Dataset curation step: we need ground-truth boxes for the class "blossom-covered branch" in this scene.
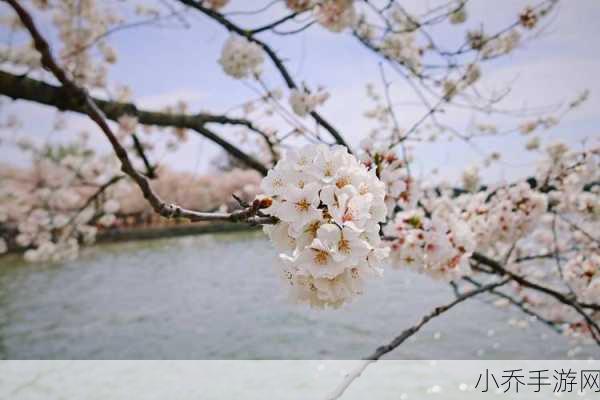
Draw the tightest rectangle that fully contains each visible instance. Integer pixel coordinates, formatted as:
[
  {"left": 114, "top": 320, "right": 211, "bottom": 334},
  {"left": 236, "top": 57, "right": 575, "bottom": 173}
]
[
  {"left": 1, "top": 0, "right": 273, "bottom": 228},
  {"left": 471, "top": 251, "right": 600, "bottom": 344},
  {"left": 176, "top": 0, "right": 353, "bottom": 151}
]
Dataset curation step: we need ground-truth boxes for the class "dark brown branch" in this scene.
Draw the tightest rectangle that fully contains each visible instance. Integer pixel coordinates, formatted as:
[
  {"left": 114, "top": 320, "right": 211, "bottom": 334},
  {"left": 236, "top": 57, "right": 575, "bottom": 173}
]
[
  {"left": 131, "top": 134, "right": 157, "bottom": 178},
  {"left": 77, "top": 176, "right": 124, "bottom": 216},
  {"left": 471, "top": 251, "right": 600, "bottom": 344},
  {"left": 366, "top": 278, "right": 510, "bottom": 360},
  {"left": 176, "top": 0, "right": 352, "bottom": 151},
  {"left": 0, "top": 70, "right": 269, "bottom": 175},
  {"left": 249, "top": 11, "right": 300, "bottom": 34},
  {"left": 463, "top": 276, "right": 563, "bottom": 334}
]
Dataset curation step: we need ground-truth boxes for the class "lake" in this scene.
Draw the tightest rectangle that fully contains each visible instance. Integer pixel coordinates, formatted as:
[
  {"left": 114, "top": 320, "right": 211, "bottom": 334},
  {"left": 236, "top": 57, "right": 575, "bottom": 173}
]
[{"left": 0, "top": 232, "right": 597, "bottom": 359}]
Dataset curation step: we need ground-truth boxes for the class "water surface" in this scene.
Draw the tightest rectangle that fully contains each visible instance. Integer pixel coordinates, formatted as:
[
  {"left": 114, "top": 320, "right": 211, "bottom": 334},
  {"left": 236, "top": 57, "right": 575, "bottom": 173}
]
[{"left": 0, "top": 233, "right": 596, "bottom": 359}]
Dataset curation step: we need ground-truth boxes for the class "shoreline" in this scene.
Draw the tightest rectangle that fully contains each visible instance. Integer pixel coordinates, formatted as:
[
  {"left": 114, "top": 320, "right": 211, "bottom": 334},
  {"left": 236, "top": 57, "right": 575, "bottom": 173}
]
[
  {"left": 96, "top": 223, "right": 261, "bottom": 243},
  {"left": 1, "top": 223, "right": 262, "bottom": 256}
]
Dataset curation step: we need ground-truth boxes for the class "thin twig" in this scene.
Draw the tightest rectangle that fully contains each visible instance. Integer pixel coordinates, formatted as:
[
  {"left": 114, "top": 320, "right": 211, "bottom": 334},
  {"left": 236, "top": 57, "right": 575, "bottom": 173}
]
[
  {"left": 131, "top": 133, "right": 157, "bottom": 178},
  {"left": 471, "top": 251, "right": 600, "bottom": 345},
  {"left": 324, "top": 278, "right": 510, "bottom": 400},
  {"left": 463, "top": 276, "right": 563, "bottom": 334}
]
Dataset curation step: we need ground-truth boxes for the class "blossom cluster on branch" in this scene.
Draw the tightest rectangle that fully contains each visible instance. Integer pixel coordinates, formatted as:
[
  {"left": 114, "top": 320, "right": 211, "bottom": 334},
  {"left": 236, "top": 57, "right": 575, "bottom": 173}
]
[
  {"left": 261, "top": 144, "right": 389, "bottom": 307},
  {"left": 218, "top": 35, "right": 265, "bottom": 79},
  {"left": 288, "top": 88, "right": 330, "bottom": 117},
  {"left": 384, "top": 209, "right": 475, "bottom": 280}
]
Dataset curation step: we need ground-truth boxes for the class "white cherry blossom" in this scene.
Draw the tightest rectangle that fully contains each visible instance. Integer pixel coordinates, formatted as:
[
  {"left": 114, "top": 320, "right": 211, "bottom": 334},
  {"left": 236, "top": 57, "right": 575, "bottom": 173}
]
[
  {"left": 218, "top": 35, "right": 265, "bottom": 79},
  {"left": 276, "top": 182, "right": 322, "bottom": 229},
  {"left": 289, "top": 89, "right": 329, "bottom": 117},
  {"left": 315, "top": 0, "right": 356, "bottom": 33},
  {"left": 261, "top": 144, "right": 389, "bottom": 307}
]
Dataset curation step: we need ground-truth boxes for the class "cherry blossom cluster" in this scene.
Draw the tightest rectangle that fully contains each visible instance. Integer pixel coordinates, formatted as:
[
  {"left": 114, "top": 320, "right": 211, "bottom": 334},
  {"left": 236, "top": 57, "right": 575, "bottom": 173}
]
[
  {"left": 260, "top": 144, "right": 389, "bottom": 308},
  {"left": 314, "top": 0, "right": 356, "bottom": 32},
  {"left": 0, "top": 135, "right": 120, "bottom": 262},
  {"left": 449, "top": 2, "right": 468, "bottom": 25},
  {"left": 6, "top": 0, "right": 123, "bottom": 88},
  {"left": 536, "top": 143, "right": 599, "bottom": 210},
  {"left": 519, "top": 116, "right": 558, "bottom": 135},
  {"left": 380, "top": 33, "right": 422, "bottom": 73},
  {"left": 285, "top": 0, "right": 313, "bottom": 12},
  {"left": 461, "top": 166, "right": 480, "bottom": 193},
  {"left": 384, "top": 208, "right": 476, "bottom": 280},
  {"left": 359, "top": 137, "right": 416, "bottom": 215},
  {"left": 464, "top": 24, "right": 523, "bottom": 62},
  {"left": 284, "top": 0, "right": 358, "bottom": 33},
  {"left": 460, "top": 183, "right": 548, "bottom": 249},
  {"left": 442, "top": 64, "right": 481, "bottom": 101},
  {"left": 203, "top": 0, "right": 229, "bottom": 10},
  {"left": 288, "top": 88, "right": 329, "bottom": 117},
  {"left": 564, "top": 254, "right": 600, "bottom": 304},
  {"left": 519, "top": 6, "right": 539, "bottom": 29},
  {"left": 531, "top": 147, "right": 598, "bottom": 334},
  {"left": 0, "top": 135, "right": 263, "bottom": 262},
  {"left": 218, "top": 35, "right": 265, "bottom": 79},
  {"left": 370, "top": 139, "right": 599, "bottom": 340}
]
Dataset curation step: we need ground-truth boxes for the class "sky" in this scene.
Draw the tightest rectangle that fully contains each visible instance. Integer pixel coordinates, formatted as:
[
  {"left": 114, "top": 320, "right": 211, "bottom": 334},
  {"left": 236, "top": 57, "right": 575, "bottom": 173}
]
[{"left": 1, "top": 0, "right": 599, "bottom": 185}]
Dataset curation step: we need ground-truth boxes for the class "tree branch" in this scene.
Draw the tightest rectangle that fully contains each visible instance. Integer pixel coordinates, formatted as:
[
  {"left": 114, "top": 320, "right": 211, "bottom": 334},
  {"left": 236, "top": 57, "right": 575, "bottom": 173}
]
[
  {"left": 462, "top": 276, "right": 563, "bottom": 334},
  {"left": 324, "top": 278, "right": 510, "bottom": 400},
  {"left": 366, "top": 278, "right": 510, "bottom": 360},
  {"left": 471, "top": 251, "right": 600, "bottom": 344},
  {"left": 0, "top": 69, "right": 269, "bottom": 175},
  {"left": 176, "top": 0, "right": 352, "bottom": 151},
  {"left": 249, "top": 11, "right": 300, "bottom": 34},
  {"left": 2, "top": 0, "right": 273, "bottom": 225},
  {"left": 131, "top": 133, "right": 157, "bottom": 178}
]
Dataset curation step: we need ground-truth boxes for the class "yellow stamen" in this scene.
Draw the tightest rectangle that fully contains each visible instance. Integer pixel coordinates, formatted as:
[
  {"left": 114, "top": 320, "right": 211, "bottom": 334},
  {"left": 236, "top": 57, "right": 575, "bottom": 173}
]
[
  {"left": 295, "top": 199, "right": 310, "bottom": 212},
  {"left": 338, "top": 238, "right": 351, "bottom": 253},
  {"left": 336, "top": 176, "right": 350, "bottom": 188},
  {"left": 324, "top": 162, "right": 334, "bottom": 177},
  {"left": 305, "top": 221, "right": 321, "bottom": 239},
  {"left": 313, "top": 250, "right": 330, "bottom": 265}
]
